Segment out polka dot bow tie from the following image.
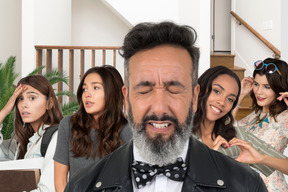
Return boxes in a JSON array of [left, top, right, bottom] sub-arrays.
[[131, 157, 187, 189]]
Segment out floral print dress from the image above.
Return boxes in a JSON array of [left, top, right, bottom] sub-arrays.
[[236, 110, 288, 191]]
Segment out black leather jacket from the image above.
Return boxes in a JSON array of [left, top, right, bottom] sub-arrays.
[[65, 137, 267, 192]]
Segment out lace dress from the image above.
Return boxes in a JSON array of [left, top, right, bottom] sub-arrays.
[[236, 110, 288, 191]]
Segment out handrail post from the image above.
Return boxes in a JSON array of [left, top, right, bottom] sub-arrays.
[[58, 49, 63, 104], [91, 49, 95, 68], [80, 49, 85, 79], [69, 49, 74, 102], [46, 49, 52, 72], [36, 49, 43, 74], [113, 50, 116, 68], [102, 50, 106, 66]]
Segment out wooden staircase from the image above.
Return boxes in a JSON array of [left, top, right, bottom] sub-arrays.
[[210, 52, 252, 120]]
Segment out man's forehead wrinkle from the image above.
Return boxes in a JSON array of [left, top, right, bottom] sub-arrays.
[[157, 68, 162, 86]]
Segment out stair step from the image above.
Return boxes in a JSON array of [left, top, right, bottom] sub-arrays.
[[210, 53, 236, 68], [230, 66, 245, 80]]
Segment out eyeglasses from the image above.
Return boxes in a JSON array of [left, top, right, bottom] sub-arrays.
[[254, 60, 281, 76]]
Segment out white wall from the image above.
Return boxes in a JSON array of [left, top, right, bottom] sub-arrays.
[[0, 0, 21, 82], [281, 0, 288, 63], [71, 0, 130, 92], [105, 0, 179, 26], [103, 0, 211, 76], [282, 0, 288, 181], [22, 0, 71, 77], [1, 0, 210, 83], [72, 0, 129, 46], [231, 0, 281, 77]]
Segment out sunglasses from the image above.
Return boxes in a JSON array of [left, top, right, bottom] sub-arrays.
[[254, 60, 281, 76]]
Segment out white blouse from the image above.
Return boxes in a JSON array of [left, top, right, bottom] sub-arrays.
[[0, 124, 57, 192]]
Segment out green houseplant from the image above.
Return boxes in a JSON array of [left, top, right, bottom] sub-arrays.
[[0, 56, 79, 139]]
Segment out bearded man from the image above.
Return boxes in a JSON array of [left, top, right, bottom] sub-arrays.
[[64, 21, 267, 192]]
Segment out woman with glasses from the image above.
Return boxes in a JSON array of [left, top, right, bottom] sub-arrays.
[[233, 58, 288, 191]]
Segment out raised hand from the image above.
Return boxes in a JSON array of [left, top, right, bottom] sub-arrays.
[[277, 92, 288, 106], [211, 135, 229, 151], [240, 77, 254, 97], [0, 84, 27, 123], [229, 137, 263, 164]]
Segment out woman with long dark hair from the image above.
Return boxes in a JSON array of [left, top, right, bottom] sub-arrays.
[[54, 65, 131, 192], [0, 75, 63, 191], [233, 58, 288, 191], [193, 65, 287, 180]]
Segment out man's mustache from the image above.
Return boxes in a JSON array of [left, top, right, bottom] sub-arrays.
[[142, 114, 179, 125]]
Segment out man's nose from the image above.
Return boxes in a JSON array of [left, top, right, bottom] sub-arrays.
[[150, 90, 169, 117]]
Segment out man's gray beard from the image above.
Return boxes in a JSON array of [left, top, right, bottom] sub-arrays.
[[128, 102, 194, 166]]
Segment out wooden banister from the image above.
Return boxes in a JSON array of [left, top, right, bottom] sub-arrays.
[[35, 45, 121, 103], [230, 11, 281, 58]]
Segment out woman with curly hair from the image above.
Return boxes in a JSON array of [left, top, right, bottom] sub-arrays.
[[233, 58, 288, 191], [54, 65, 131, 192], [0, 75, 63, 191]]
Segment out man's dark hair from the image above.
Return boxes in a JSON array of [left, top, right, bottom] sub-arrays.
[[120, 21, 199, 89]]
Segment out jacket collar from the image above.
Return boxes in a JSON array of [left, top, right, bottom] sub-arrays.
[[93, 140, 134, 191], [94, 137, 226, 191], [182, 137, 226, 190]]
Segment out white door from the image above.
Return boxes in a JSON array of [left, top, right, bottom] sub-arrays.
[[211, 0, 231, 52]]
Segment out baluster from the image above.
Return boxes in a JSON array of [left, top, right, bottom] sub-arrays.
[[36, 49, 43, 74], [69, 49, 74, 102], [80, 49, 85, 79], [102, 49, 106, 66], [46, 49, 52, 72], [58, 49, 63, 104]]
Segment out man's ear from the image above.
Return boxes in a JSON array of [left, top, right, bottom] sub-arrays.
[[122, 85, 129, 114], [193, 84, 200, 113]]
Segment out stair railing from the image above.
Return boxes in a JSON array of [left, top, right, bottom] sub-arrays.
[[35, 45, 121, 103], [230, 11, 281, 58]]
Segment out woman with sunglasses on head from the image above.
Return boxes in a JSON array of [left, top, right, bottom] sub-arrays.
[[193, 66, 287, 180], [0, 75, 63, 191], [233, 58, 288, 191], [53, 65, 131, 192]]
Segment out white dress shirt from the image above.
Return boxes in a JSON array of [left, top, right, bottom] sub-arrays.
[[132, 140, 189, 192]]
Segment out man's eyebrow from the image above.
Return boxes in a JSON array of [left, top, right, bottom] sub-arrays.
[[164, 80, 185, 88], [134, 81, 155, 90], [213, 84, 237, 98]]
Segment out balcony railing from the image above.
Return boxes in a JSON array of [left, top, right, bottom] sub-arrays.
[[35, 45, 122, 103]]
